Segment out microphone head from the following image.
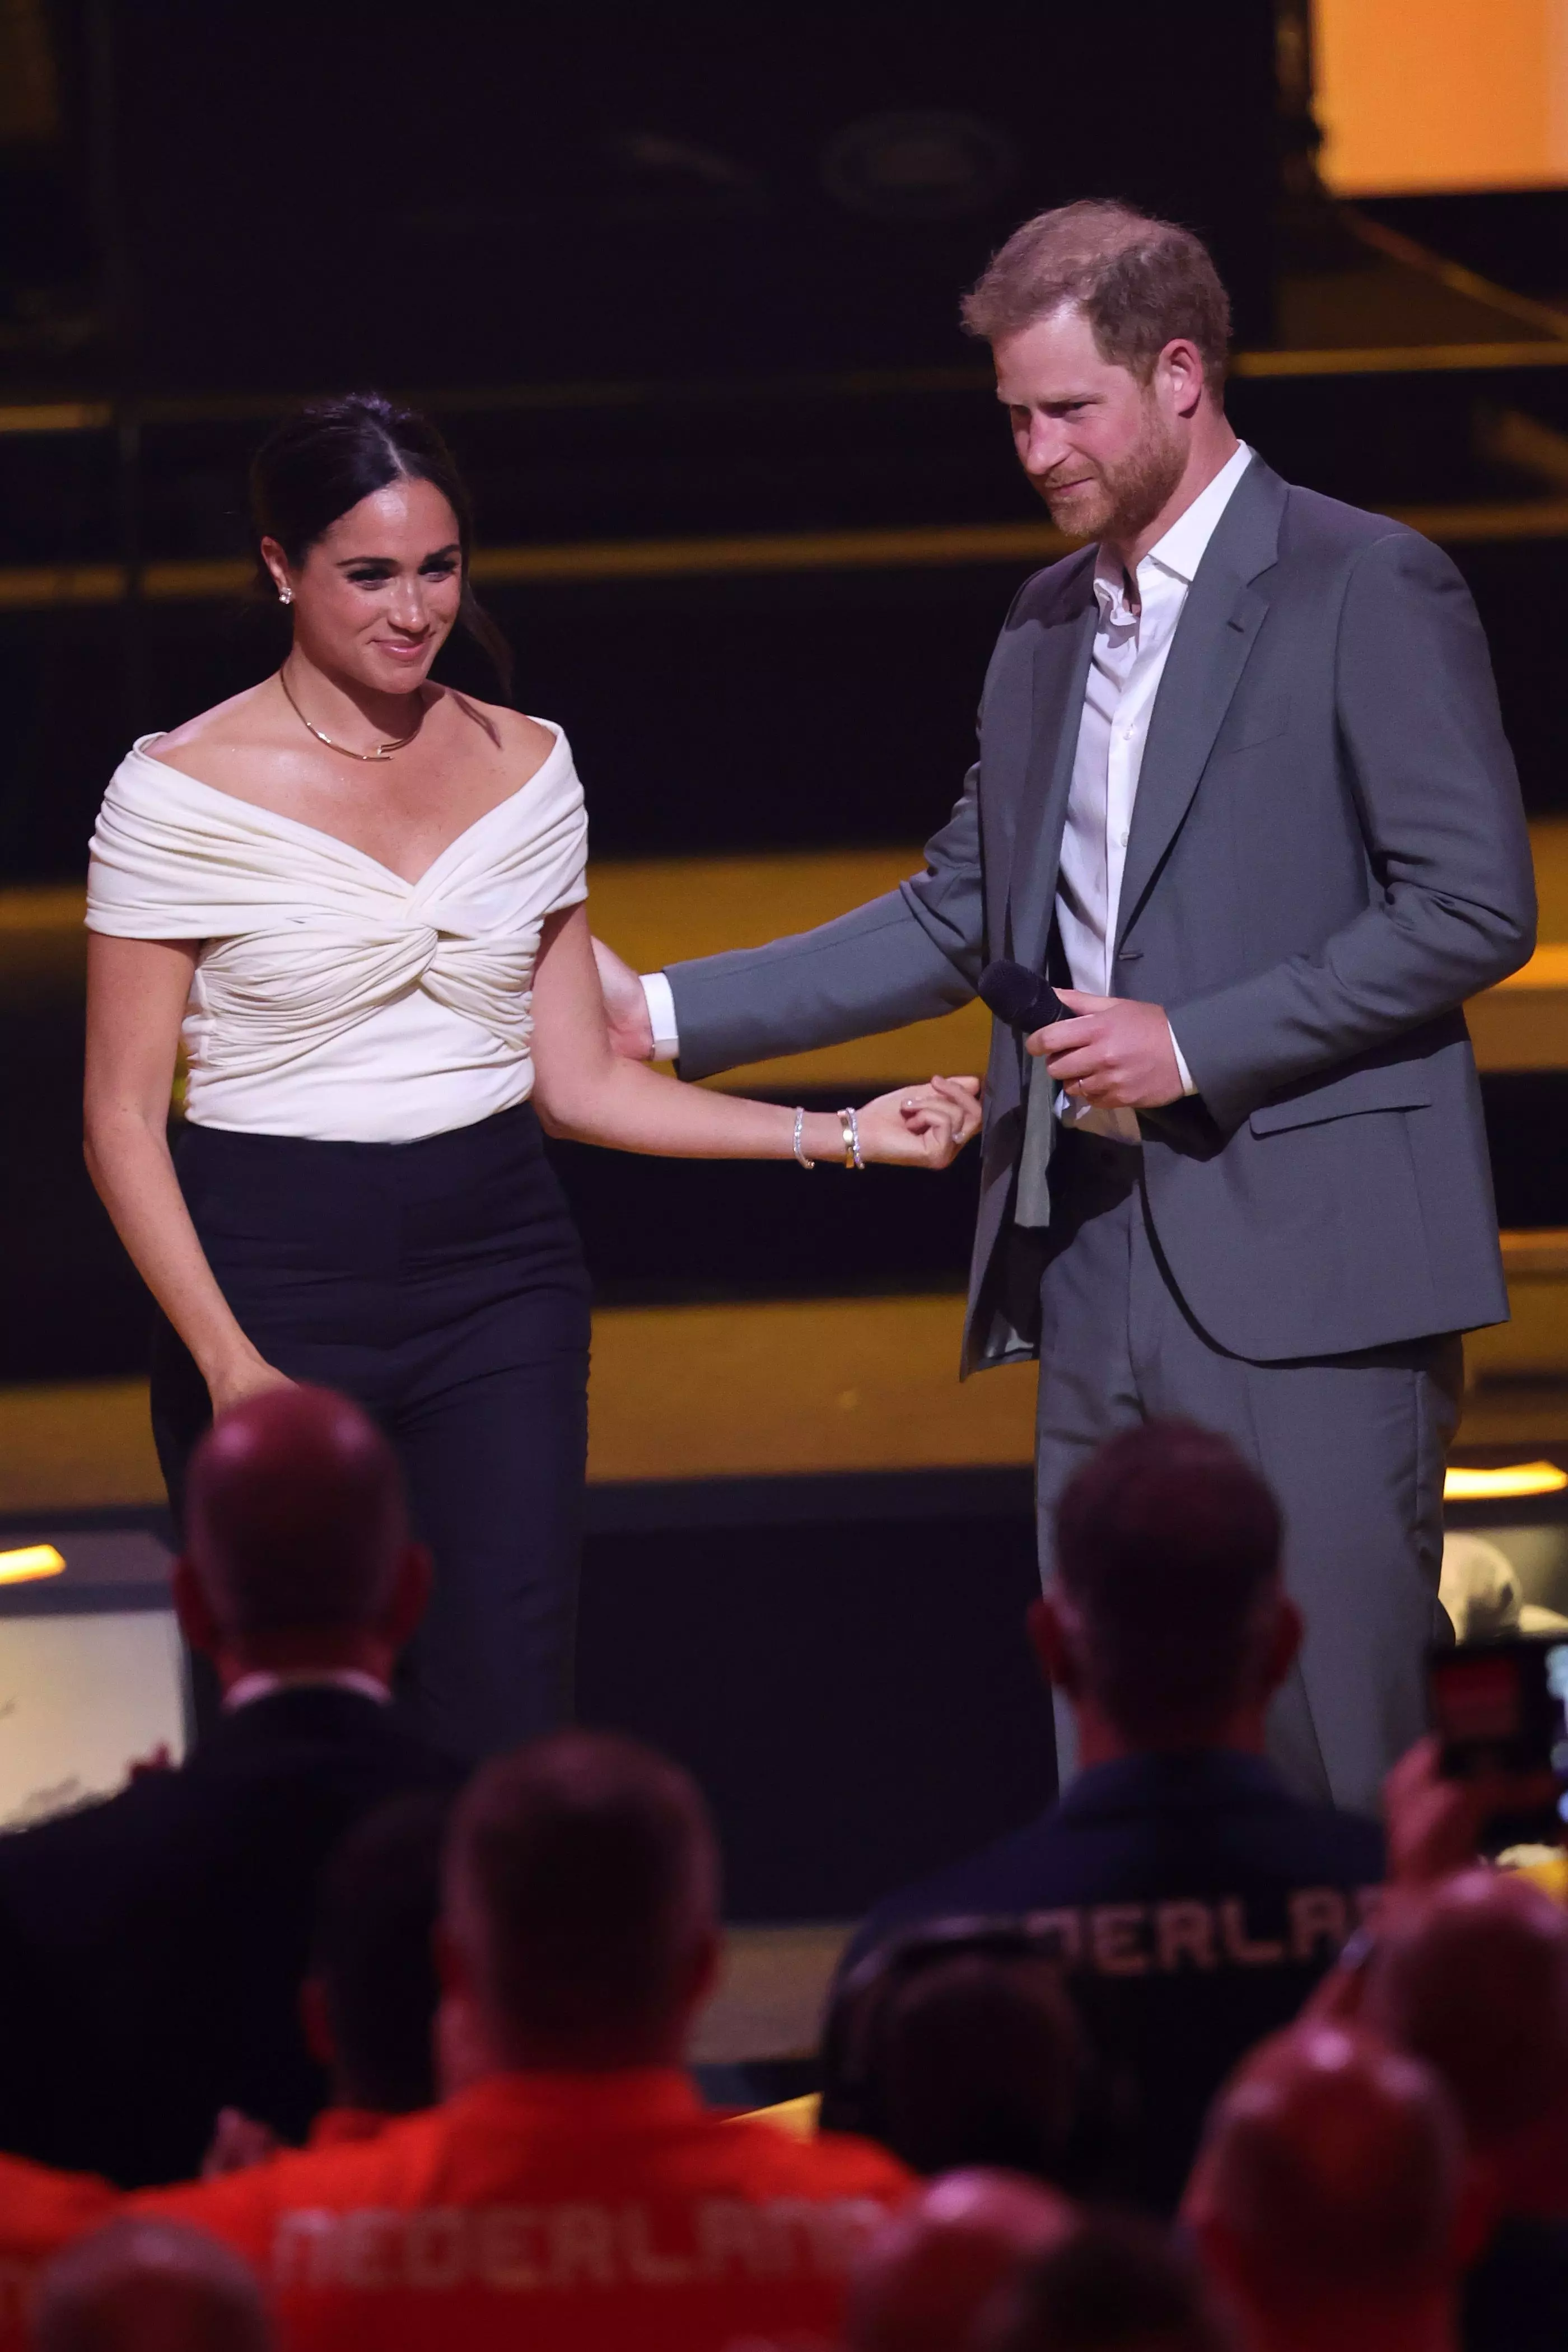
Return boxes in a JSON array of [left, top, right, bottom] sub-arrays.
[[978, 958, 1061, 1033]]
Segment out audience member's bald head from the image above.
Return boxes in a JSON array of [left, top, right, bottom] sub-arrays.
[[445, 1730, 720, 2068], [34, 2218, 269, 2352], [845, 2169, 1075, 2352], [1363, 1869, 1568, 2147], [1187, 2024, 1463, 2314], [982, 2210, 1225, 2352], [185, 1386, 407, 1636]]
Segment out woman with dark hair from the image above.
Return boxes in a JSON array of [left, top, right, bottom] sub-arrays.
[[83, 393, 979, 1760]]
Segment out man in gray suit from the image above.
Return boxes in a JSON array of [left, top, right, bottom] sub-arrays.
[[594, 200, 1536, 1816]]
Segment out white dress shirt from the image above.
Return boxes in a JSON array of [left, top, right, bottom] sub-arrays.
[[223, 1668, 391, 1714], [1056, 438, 1253, 1138], [640, 444, 1254, 1109]]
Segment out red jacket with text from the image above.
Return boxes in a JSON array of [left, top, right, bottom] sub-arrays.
[[136, 2068, 912, 2351], [0, 2153, 118, 2342]]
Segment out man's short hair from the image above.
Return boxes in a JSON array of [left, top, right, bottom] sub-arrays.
[[34, 2218, 269, 2352], [987, 2211, 1225, 2352], [186, 1385, 407, 1637], [447, 1730, 718, 2059], [864, 1950, 1086, 2182], [1053, 1420, 1282, 1742], [313, 1791, 451, 2113], [960, 199, 1231, 393], [1194, 2026, 1463, 2307], [1363, 1870, 1568, 2146]]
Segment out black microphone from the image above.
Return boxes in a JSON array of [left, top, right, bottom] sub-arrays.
[[978, 958, 1068, 1036]]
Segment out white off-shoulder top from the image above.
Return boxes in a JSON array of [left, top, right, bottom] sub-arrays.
[[86, 725, 589, 1144]]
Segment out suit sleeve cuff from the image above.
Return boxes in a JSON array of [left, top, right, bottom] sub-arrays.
[[1168, 1020, 1197, 1098], [641, 970, 680, 1062]]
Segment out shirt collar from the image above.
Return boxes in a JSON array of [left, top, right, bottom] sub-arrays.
[[1094, 439, 1254, 615], [453, 2066, 704, 2131], [1055, 1747, 1294, 1819], [1142, 438, 1254, 585], [222, 1668, 391, 1714]]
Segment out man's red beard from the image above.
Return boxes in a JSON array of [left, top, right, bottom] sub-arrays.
[[1035, 404, 1187, 544]]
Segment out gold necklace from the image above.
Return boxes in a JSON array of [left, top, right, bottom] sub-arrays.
[[278, 667, 422, 762]]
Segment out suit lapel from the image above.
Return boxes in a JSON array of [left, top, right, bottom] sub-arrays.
[[1115, 460, 1286, 949], [1004, 566, 1096, 966]]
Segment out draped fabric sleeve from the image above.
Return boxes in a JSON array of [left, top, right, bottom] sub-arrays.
[[87, 761, 220, 940], [80, 729, 594, 1142]]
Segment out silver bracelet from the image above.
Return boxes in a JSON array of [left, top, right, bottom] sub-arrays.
[[792, 1106, 815, 1169], [838, 1105, 865, 1171]]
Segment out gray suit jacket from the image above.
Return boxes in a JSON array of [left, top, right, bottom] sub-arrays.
[[666, 458, 1536, 1371]]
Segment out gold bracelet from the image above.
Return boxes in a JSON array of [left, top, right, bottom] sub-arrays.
[[837, 1107, 865, 1170]]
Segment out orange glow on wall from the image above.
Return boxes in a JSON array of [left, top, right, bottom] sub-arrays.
[[1314, 0, 1568, 193]]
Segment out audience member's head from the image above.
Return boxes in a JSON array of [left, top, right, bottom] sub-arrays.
[[305, 1790, 452, 2115], [981, 2211, 1226, 2352], [174, 1385, 430, 1683], [845, 2168, 1076, 2352], [825, 1940, 1088, 2183], [1184, 2023, 1467, 2351], [1362, 1867, 1568, 2213], [33, 2219, 269, 2352], [441, 1729, 720, 2073], [1034, 1421, 1296, 1754]]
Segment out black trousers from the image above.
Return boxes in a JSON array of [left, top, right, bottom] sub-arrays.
[[151, 1104, 591, 1763]]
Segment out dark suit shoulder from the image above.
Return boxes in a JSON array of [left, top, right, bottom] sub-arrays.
[[0, 1692, 458, 1912], [1001, 544, 1096, 634], [1277, 477, 1427, 561]]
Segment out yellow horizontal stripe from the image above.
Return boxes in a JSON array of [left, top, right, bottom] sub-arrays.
[[15, 838, 1568, 1076], [1231, 341, 1568, 377], [0, 1298, 1038, 1511], [4, 338, 1568, 442], [7, 1271, 1568, 1514], [0, 402, 114, 435], [7, 484, 1568, 613], [472, 521, 1075, 584]]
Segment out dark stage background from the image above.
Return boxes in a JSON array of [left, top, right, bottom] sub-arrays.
[[4, 1, 1568, 1917]]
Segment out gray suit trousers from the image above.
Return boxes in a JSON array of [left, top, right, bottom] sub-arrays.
[[1037, 1131, 1462, 1818]]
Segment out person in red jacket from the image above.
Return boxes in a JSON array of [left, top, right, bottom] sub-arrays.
[[137, 1730, 911, 2350]]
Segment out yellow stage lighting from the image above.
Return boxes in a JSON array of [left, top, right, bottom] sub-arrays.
[[0, 1544, 66, 1585], [1444, 1463, 1568, 1502]]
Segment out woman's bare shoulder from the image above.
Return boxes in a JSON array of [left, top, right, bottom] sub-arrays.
[[444, 692, 559, 772], [146, 682, 288, 777]]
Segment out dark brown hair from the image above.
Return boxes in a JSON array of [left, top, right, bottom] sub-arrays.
[[249, 390, 514, 695], [449, 1732, 718, 2060], [1054, 1419, 1281, 1741], [960, 199, 1231, 394]]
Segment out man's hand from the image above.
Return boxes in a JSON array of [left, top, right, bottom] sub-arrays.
[[1032, 990, 1183, 1110], [202, 2106, 284, 2178], [590, 936, 656, 1062]]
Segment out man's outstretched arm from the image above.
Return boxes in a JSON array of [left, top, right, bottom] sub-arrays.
[[594, 766, 987, 1080]]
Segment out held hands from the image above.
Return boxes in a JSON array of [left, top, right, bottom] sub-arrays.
[[1030, 989, 1183, 1111], [852, 1076, 982, 1170]]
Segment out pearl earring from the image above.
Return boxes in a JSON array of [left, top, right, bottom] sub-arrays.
[[278, 585, 293, 606]]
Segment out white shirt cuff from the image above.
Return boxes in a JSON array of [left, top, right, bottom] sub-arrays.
[[1168, 1021, 1197, 1098], [641, 971, 680, 1062]]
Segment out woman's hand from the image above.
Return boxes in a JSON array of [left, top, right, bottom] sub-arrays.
[[206, 1356, 298, 1421], [854, 1075, 982, 1170]]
